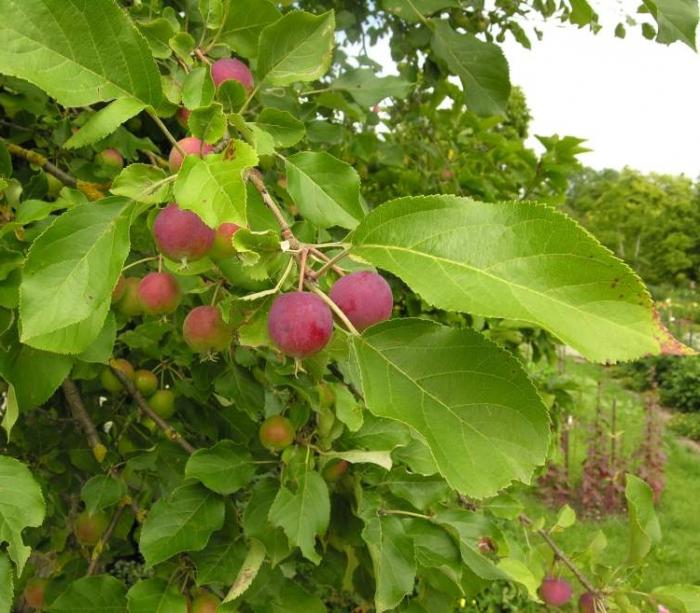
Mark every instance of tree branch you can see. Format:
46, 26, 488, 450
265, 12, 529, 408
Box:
246, 169, 299, 249
520, 514, 598, 594
62, 379, 107, 463
109, 367, 196, 455
5, 141, 106, 200
87, 505, 125, 576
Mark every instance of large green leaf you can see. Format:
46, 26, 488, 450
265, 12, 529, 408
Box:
20, 198, 133, 353
330, 68, 415, 106
643, 0, 698, 49
139, 482, 225, 567
382, 0, 459, 22
48, 575, 126, 613
0, 0, 163, 108
349, 319, 549, 498
652, 584, 700, 613
65, 98, 146, 149
268, 469, 330, 564
255, 109, 305, 148
351, 195, 682, 362
257, 11, 335, 87
81, 475, 126, 515
190, 533, 246, 585
126, 578, 187, 613
185, 440, 256, 495
625, 474, 661, 563
285, 152, 364, 230
430, 20, 510, 116
219, 0, 281, 59
0, 455, 45, 574
174, 144, 257, 228
242, 479, 291, 565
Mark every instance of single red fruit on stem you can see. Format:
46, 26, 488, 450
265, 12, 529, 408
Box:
322, 459, 349, 482
96, 148, 124, 170
138, 272, 182, 315
208, 222, 241, 259
112, 275, 126, 303
539, 577, 573, 608
149, 389, 176, 419
168, 136, 214, 172
190, 591, 221, 613
183, 305, 233, 353
23, 577, 48, 609
211, 58, 254, 91
329, 271, 393, 331
579, 592, 602, 613
73, 511, 109, 546
268, 291, 333, 357
259, 415, 295, 451
153, 204, 215, 263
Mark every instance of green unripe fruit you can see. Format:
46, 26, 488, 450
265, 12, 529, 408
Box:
259, 415, 295, 451
322, 459, 349, 482
100, 358, 135, 392
96, 148, 124, 170
115, 277, 144, 317
23, 577, 48, 609
73, 511, 109, 546
148, 389, 175, 419
117, 436, 138, 455
140, 416, 157, 432
134, 370, 158, 397
191, 591, 221, 613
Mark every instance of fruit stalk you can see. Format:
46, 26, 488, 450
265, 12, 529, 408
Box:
86, 504, 126, 576
520, 514, 598, 595
246, 169, 299, 249
62, 379, 106, 463
109, 367, 196, 454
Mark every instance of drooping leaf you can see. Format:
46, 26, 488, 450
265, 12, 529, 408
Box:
351, 195, 685, 362
324, 450, 392, 471
625, 474, 661, 563
255, 109, 305, 148
382, 0, 459, 22
48, 575, 127, 613
126, 578, 187, 613
430, 20, 510, 115
190, 533, 246, 586
110, 165, 172, 204
139, 482, 225, 567
0, 0, 163, 108
285, 152, 364, 230
268, 470, 330, 564
81, 475, 126, 515
642, 0, 698, 49
257, 11, 335, 86
20, 198, 133, 353
331, 68, 415, 106
349, 319, 549, 498
185, 440, 256, 495
0, 455, 46, 575
65, 98, 146, 149
223, 539, 265, 603
219, 0, 281, 59
174, 144, 257, 227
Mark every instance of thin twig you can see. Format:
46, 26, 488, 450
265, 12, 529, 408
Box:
5, 141, 106, 200
62, 380, 106, 463
246, 169, 299, 249
308, 247, 346, 276
109, 367, 196, 454
520, 514, 598, 594
194, 48, 211, 65
308, 248, 351, 280
298, 248, 308, 292
147, 109, 185, 158
379, 508, 432, 520
87, 505, 125, 576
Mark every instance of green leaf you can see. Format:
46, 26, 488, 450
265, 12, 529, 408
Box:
382, 0, 459, 22
48, 575, 126, 612
1, 386, 18, 441
496, 558, 539, 600
268, 469, 330, 564
652, 584, 700, 613
642, 0, 698, 49
0, 455, 45, 574
185, 440, 256, 495
358, 493, 416, 612
139, 482, 225, 567
182, 66, 215, 110
77, 312, 117, 363
223, 539, 265, 603
243, 479, 291, 565
0, 0, 163, 108
351, 195, 681, 362
554, 504, 576, 530
331, 68, 415, 106
189, 103, 226, 144
65, 98, 146, 149
126, 578, 187, 613
81, 475, 126, 515
174, 144, 257, 227
20, 198, 133, 353
190, 533, 246, 586
0, 552, 13, 613
219, 0, 281, 58
285, 151, 363, 230
110, 165, 173, 204
349, 319, 549, 498
255, 109, 305, 148
258, 11, 336, 86
199, 0, 224, 29
625, 474, 661, 563
430, 20, 510, 116
324, 450, 392, 470
138, 18, 177, 59
569, 0, 597, 26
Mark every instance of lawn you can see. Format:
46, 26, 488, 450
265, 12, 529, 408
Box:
524, 359, 700, 590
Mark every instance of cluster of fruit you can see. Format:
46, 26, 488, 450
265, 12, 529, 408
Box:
539, 577, 602, 612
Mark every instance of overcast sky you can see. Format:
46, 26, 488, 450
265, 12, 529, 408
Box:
368, 2, 700, 178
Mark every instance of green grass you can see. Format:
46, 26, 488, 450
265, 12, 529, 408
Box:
526, 359, 700, 590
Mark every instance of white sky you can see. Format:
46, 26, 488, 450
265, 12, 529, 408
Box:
367, 2, 700, 178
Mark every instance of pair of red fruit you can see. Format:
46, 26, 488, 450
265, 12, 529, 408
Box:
540, 577, 602, 611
